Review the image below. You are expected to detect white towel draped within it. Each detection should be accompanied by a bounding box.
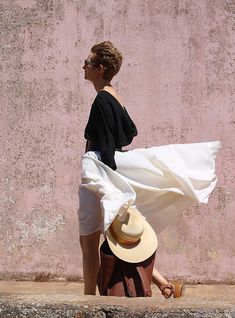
[80,141,221,234]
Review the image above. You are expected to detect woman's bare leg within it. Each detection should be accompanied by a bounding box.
[80,230,101,295]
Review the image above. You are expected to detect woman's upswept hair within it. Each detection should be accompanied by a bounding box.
[91,41,123,81]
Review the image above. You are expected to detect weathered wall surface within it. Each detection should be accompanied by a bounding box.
[0,0,234,282]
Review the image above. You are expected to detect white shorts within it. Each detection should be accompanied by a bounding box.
[78,151,103,236]
[78,187,103,236]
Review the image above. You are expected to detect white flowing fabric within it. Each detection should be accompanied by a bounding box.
[79,141,221,235]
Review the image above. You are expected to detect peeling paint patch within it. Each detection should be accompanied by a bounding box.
[208,250,220,261]
[215,187,231,213]
[160,231,184,252]
[3,212,66,255]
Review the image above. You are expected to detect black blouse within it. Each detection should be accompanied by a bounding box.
[84,90,138,170]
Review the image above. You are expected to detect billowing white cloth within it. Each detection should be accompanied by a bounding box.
[79,141,221,235]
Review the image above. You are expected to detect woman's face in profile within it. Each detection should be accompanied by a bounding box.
[83,53,99,82]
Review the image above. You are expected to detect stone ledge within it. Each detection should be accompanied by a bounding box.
[1,302,235,318]
[0,282,234,318]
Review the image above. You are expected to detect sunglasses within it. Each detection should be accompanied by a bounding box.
[84,59,99,66]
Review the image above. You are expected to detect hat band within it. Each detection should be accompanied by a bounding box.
[109,224,141,246]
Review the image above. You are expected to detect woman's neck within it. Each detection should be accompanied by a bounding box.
[93,79,112,92]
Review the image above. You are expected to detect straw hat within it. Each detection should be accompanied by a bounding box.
[106,207,158,263]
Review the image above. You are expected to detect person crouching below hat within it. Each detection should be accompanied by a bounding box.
[79,41,184,298]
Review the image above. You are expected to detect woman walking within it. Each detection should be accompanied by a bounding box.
[79,41,220,296]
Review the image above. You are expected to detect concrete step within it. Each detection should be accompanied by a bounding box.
[0,281,234,317]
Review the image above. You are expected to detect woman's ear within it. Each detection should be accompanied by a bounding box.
[97,64,106,74]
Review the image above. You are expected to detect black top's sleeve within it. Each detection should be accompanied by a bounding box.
[85,97,117,170]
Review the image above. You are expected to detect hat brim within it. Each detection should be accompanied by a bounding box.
[106,219,158,263]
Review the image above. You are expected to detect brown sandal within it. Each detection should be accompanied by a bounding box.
[160,282,185,298]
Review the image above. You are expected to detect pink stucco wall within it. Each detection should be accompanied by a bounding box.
[1,0,234,282]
